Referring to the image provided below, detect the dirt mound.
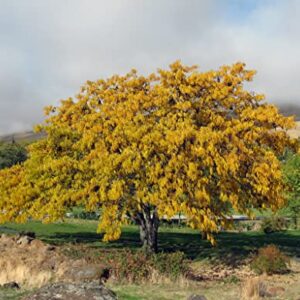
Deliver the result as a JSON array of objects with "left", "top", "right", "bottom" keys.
[
  {"left": 0, "top": 234, "right": 101, "bottom": 288},
  {"left": 21, "top": 282, "right": 117, "bottom": 300}
]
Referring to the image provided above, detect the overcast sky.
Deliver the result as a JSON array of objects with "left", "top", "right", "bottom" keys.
[{"left": 0, "top": 0, "right": 300, "bottom": 135}]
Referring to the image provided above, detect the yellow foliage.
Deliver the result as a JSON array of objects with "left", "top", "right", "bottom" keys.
[{"left": 0, "top": 61, "right": 298, "bottom": 244}]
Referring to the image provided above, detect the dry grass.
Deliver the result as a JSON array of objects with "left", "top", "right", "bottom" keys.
[
  {"left": 0, "top": 234, "right": 99, "bottom": 288},
  {"left": 0, "top": 264, "right": 53, "bottom": 289},
  {"left": 240, "top": 276, "right": 267, "bottom": 300},
  {"left": 0, "top": 236, "right": 56, "bottom": 288}
]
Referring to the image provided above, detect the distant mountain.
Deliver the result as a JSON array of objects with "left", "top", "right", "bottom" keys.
[
  {"left": 1, "top": 123, "right": 299, "bottom": 144},
  {"left": 278, "top": 104, "right": 300, "bottom": 120},
  {"left": 0, "top": 131, "right": 46, "bottom": 143},
  {"left": 1, "top": 104, "right": 299, "bottom": 143}
]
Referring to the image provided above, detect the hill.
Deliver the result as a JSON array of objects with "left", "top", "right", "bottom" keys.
[
  {"left": 278, "top": 104, "right": 300, "bottom": 121},
  {"left": 0, "top": 131, "right": 46, "bottom": 144},
  {"left": 1, "top": 104, "right": 299, "bottom": 144}
]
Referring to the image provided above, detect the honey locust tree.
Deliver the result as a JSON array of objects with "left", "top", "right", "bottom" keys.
[{"left": 0, "top": 61, "right": 298, "bottom": 253}]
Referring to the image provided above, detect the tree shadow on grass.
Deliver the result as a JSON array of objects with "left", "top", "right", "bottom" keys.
[
  {"left": 44, "top": 229, "right": 300, "bottom": 263},
  {"left": 41, "top": 229, "right": 141, "bottom": 249},
  {"left": 158, "top": 230, "right": 300, "bottom": 261}
]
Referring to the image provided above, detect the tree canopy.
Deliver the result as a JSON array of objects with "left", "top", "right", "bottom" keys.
[
  {"left": 0, "top": 142, "right": 27, "bottom": 170},
  {"left": 0, "top": 61, "right": 298, "bottom": 252}
]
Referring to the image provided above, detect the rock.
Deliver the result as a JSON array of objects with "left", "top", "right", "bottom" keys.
[
  {"left": 16, "top": 235, "right": 33, "bottom": 246},
  {"left": 187, "top": 295, "right": 207, "bottom": 300},
  {"left": 73, "top": 265, "right": 101, "bottom": 281},
  {"left": 64, "top": 263, "right": 102, "bottom": 282},
  {"left": 20, "top": 231, "right": 36, "bottom": 239},
  {"left": 21, "top": 282, "right": 117, "bottom": 300},
  {"left": 2, "top": 282, "right": 20, "bottom": 289},
  {"left": 16, "top": 231, "right": 36, "bottom": 246}
]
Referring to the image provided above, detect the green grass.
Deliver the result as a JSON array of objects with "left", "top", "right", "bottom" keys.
[
  {"left": 1, "top": 220, "right": 299, "bottom": 261},
  {"left": 0, "top": 287, "right": 30, "bottom": 300},
  {"left": 109, "top": 283, "right": 241, "bottom": 300}
]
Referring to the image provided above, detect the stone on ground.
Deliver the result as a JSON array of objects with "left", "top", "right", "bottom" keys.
[{"left": 21, "top": 282, "right": 117, "bottom": 300}]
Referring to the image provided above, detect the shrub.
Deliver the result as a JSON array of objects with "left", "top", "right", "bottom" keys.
[
  {"left": 152, "top": 251, "right": 189, "bottom": 279},
  {"left": 260, "top": 216, "right": 288, "bottom": 234},
  {"left": 250, "top": 245, "right": 290, "bottom": 275},
  {"left": 222, "top": 274, "right": 240, "bottom": 284},
  {"left": 103, "top": 249, "right": 189, "bottom": 283},
  {"left": 235, "top": 221, "right": 254, "bottom": 232},
  {"left": 106, "top": 249, "right": 152, "bottom": 283},
  {"left": 0, "top": 142, "right": 27, "bottom": 169}
]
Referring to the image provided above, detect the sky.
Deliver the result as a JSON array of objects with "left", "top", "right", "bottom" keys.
[{"left": 0, "top": 0, "right": 300, "bottom": 135}]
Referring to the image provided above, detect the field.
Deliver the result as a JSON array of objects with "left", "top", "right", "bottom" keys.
[{"left": 0, "top": 219, "right": 299, "bottom": 300}]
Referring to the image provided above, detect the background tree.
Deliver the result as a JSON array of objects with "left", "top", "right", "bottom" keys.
[
  {"left": 0, "top": 142, "right": 27, "bottom": 170},
  {"left": 0, "top": 61, "right": 298, "bottom": 252},
  {"left": 282, "top": 153, "right": 300, "bottom": 228}
]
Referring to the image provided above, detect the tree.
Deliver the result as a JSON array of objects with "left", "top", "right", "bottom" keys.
[
  {"left": 0, "top": 61, "right": 298, "bottom": 253},
  {"left": 282, "top": 153, "right": 300, "bottom": 228},
  {"left": 0, "top": 142, "right": 27, "bottom": 169}
]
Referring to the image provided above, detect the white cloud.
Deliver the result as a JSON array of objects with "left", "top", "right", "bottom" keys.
[{"left": 0, "top": 0, "right": 300, "bottom": 134}]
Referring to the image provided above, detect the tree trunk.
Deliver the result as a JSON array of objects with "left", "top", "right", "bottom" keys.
[
  {"left": 291, "top": 208, "right": 299, "bottom": 229},
  {"left": 293, "top": 214, "right": 298, "bottom": 229},
  {"left": 139, "top": 217, "right": 159, "bottom": 253},
  {"left": 136, "top": 206, "right": 159, "bottom": 253}
]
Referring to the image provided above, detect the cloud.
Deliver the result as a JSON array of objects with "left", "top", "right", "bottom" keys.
[{"left": 0, "top": 0, "right": 299, "bottom": 134}]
